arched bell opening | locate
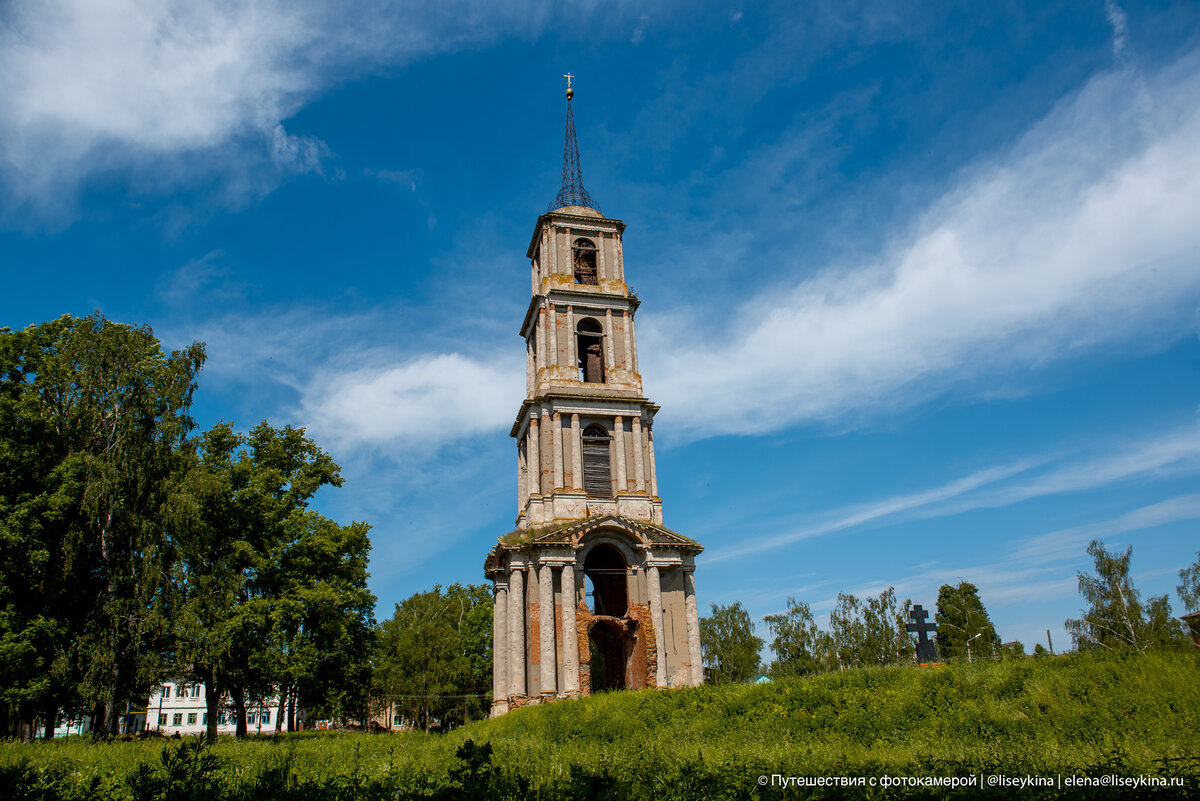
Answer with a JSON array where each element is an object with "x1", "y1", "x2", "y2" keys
[
  {"x1": 584, "y1": 543, "x2": 627, "y2": 617},
  {"x1": 572, "y1": 238, "x2": 598, "y2": 285},
  {"x1": 576, "y1": 317, "x2": 605, "y2": 384}
]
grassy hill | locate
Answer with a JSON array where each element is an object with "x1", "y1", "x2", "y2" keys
[{"x1": 3, "y1": 650, "x2": 1198, "y2": 799}]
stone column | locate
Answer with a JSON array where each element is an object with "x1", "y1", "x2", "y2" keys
[
  {"x1": 630, "y1": 315, "x2": 639, "y2": 375},
  {"x1": 527, "y1": 415, "x2": 540, "y2": 496},
  {"x1": 571, "y1": 414, "x2": 583, "y2": 490},
  {"x1": 517, "y1": 444, "x2": 526, "y2": 513},
  {"x1": 613, "y1": 415, "x2": 627, "y2": 493},
  {"x1": 549, "y1": 304, "x2": 558, "y2": 373},
  {"x1": 539, "y1": 562, "x2": 556, "y2": 696},
  {"x1": 493, "y1": 579, "x2": 508, "y2": 713},
  {"x1": 540, "y1": 409, "x2": 552, "y2": 495},
  {"x1": 598, "y1": 232, "x2": 608, "y2": 282},
  {"x1": 647, "y1": 425, "x2": 658, "y2": 496},
  {"x1": 567, "y1": 306, "x2": 576, "y2": 379},
  {"x1": 604, "y1": 309, "x2": 615, "y2": 378},
  {"x1": 526, "y1": 338, "x2": 534, "y2": 393},
  {"x1": 616, "y1": 234, "x2": 625, "y2": 282},
  {"x1": 622, "y1": 311, "x2": 633, "y2": 373},
  {"x1": 631, "y1": 416, "x2": 645, "y2": 492},
  {"x1": 538, "y1": 305, "x2": 548, "y2": 377},
  {"x1": 684, "y1": 569, "x2": 703, "y2": 686},
  {"x1": 647, "y1": 565, "x2": 666, "y2": 688},
  {"x1": 552, "y1": 412, "x2": 564, "y2": 490},
  {"x1": 508, "y1": 565, "x2": 526, "y2": 696},
  {"x1": 561, "y1": 564, "x2": 578, "y2": 693}
]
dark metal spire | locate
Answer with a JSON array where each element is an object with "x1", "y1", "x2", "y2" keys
[{"x1": 550, "y1": 74, "x2": 601, "y2": 214}]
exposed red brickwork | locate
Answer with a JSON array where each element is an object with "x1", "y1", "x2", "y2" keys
[
  {"x1": 576, "y1": 602, "x2": 594, "y2": 696},
  {"x1": 529, "y1": 601, "x2": 540, "y2": 665},
  {"x1": 627, "y1": 602, "x2": 653, "y2": 690}
]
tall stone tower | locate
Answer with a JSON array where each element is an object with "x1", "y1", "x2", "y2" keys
[{"x1": 485, "y1": 80, "x2": 703, "y2": 716}]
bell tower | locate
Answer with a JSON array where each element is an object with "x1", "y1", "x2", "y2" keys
[{"x1": 486, "y1": 80, "x2": 704, "y2": 715}]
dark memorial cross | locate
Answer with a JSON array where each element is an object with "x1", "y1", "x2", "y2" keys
[{"x1": 906, "y1": 604, "x2": 939, "y2": 663}]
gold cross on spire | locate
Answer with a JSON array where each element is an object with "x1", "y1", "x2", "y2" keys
[{"x1": 564, "y1": 72, "x2": 575, "y2": 99}]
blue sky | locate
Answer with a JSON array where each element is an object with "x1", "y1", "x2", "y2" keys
[{"x1": 2, "y1": 0, "x2": 1199, "y2": 653}]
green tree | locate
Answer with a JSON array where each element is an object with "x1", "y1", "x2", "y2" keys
[
  {"x1": 764, "y1": 598, "x2": 822, "y2": 677},
  {"x1": 264, "y1": 511, "x2": 375, "y2": 729},
  {"x1": 373, "y1": 584, "x2": 492, "y2": 732},
  {"x1": 1065, "y1": 539, "x2": 1183, "y2": 652},
  {"x1": 1178, "y1": 551, "x2": 1200, "y2": 613},
  {"x1": 0, "y1": 315, "x2": 203, "y2": 738},
  {"x1": 699, "y1": 602, "x2": 763, "y2": 684},
  {"x1": 822, "y1": 589, "x2": 914, "y2": 670},
  {"x1": 827, "y1": 593, "x2": 865, "y2": 670},
  {"x1": 862, "y1": 588, "x2": 914, "y2": 666},
  {"x1": 175, "y1": 420, "x2": 366, "y2": 739},
  {"x1": 935, "y1": 582, "x2": 1000, "y2": 661}
]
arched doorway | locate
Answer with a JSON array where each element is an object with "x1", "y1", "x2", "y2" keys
[{"x1": 588, "y1": 619, "x2": 627, "y2": 691}]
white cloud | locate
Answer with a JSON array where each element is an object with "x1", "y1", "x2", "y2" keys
[
  {"x1": 299, "y1": 353, "x2": 523, "y2": 451},
  {"x1": 0, "y1": 0, "x2": 589, "y2": 219},
  {"x1": 642, "y1": 53, "x2": 1200, "y2": 437}
]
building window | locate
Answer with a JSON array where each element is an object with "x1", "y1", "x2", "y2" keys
[
  {"x1": 172, "y1": 714, "x2": 182, "y2": 726},
  {"x1": 159, "y1": 714, "x2": 167, "y2": 726},
  {"x1": 192, "y1": 686, "x2": 201, "y2": 698},
  {"x1": 572, "y1": 238, "x2": 598, "y2": 285},
  {"x1": 576, "y1": 318, "x2": 605, "y2": 383},
  {"x1": 261, "y1": 711, "x2": 271, "y2": 724},
  {"x1": 202, "y1": 713, "x2": 208, "y2": 725},
  {"x1": 163, "y1": 685, "x2": 171, "y2": 699},
  {"x1": 187, "y1": 713, "x2": 197, "y2": 725},
  {"x1": 247, "y1": 712, "x2": 256, "y2": 724},
  {"x1": 582, "y1": 424, "x2": 613, "y2": 498}
]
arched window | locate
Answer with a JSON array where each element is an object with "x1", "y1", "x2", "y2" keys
[
  {"x1": 573, "y1": 238, "x2": 598, "y2": 285},
  {"x1": 584, "y1": 544, "x2": 627, "y2": 617},
  {"x1": 581, "y1": 424, "x2": 612, "y2": 498},
  {"x1": 576, "y1": 318, "x2": 605, "y2": 384}
]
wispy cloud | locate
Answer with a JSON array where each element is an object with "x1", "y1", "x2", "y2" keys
[
  {"x1": 710, "y1": 424, "x2": 1200, "y2": 563},
  {"x1": 1009, "y1": 493, "x2": 1200, "y2": 564},
  {"x1": 706, "y1": 459, "x2": 1044, "y2": 563},
  {"x1": 641, "y1": 52, "x2": 1200, "y2": 437}
]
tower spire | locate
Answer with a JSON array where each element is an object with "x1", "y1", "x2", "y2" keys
[{"x1": 551, "y1": 75, "x2": 601, "y2": 214}]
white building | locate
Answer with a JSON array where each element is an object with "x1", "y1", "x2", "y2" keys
[{"x1": 147, "y1": 681, "x2": 282, "y2": 736}]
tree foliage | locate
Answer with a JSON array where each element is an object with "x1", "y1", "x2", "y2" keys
[
  {"x1": 0, "y1": 314, "x2": 203, "y2": 737},
  {"x1": 699, "y1": 602, "x2": 763, "y2": 684},
  {"x1": 1065, "y1": 539, "x2": 1183, "y2": 652},
  {"x1": 373, "y1": 584, "x2": 492, "y2": 732},
  {"x1": 176, "y1": 421, "x2": 374, "y2": 739},
  {"x1": 935, "y1": 582, "x2": 1000, "y2": 660},
  {"x1": 0, "y1": 314, "x2": 375, "y2": 740},
  {"x1": 1178, "y1": 551, "x2": 1200, "y2": 613},
  {"x1": 763, "y1": 598, "x2": 824, "y2": 677}
]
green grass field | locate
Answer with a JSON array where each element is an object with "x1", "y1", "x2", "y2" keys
[{"x1": 3, "y1": 651, "x2": 1198, "y2": 799}]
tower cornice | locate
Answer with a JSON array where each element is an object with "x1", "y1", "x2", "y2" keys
[
  {"x1": 509, "y1": 393, "x2": 659, "y2": 438},
  {"x1": 526, "y1": 211, "x2": 625, "y2": 259},
  {"x1": 519, "y1": 290, "x2": 641, "y2": 339}
]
